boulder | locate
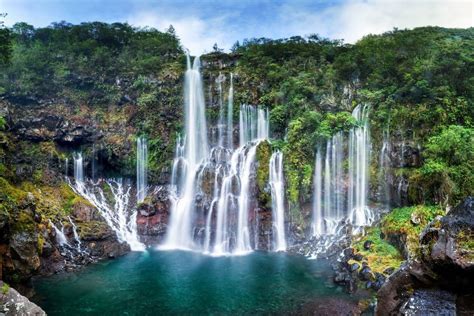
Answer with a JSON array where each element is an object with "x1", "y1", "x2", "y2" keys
[
  {"x1": 0, "y1": 281, "x2": 46, "y2": 316},
  {"x1": 376, "y1": 197, "x2": 474, "y2": 315}
]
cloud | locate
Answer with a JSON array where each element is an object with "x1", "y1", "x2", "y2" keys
[
  {"x1": 2, "y1": 0, "x2": 473, "y2": 53},
  {"x1": 127, "y1": 10, "x2": 236, "y2": 55},
  {"x1": 281, "y1": 0, "x2": 473, "y2": 43}
]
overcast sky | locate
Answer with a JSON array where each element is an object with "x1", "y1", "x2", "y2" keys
[{"x1": 1, "y1": 0, "x2": 473, "y2": 54}]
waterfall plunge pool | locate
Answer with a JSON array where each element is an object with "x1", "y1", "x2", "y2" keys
[{"x1": 32, "y1": 250, "x2": 360, "y2": 315}]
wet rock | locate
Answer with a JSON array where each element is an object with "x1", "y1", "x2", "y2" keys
[
  {"x1": 419, "y1": 196, "x2": 474, "y2": 289},
  {"x1": 350, "y1": 262, "x2": 360, "y2": 272},
  {"x1": 136, "y1": 187, "x2": 171, "y2": 245},
  {"x1": 383, "y1": 267, "x2": 395, "y2": 275},
  {"x1": 363, "y1": 240, "x2": 373, "y2": 250},
  {"x1": 377, "y1": 198, "x2": 474, "y2": 315},
  {"x1": 399, "y1": 289, "x2": 456, "y2": 316},
  {"x1": 358, "y1": 266, "x2": 374, "y2": 281},
  {"x1": 353, "y1": 253, "x2": 364, "y2": 261},
  {"x1": 343, "y1": 247, "x2": 355, "y2": 260}
]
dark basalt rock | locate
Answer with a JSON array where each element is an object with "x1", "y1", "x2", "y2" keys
[
  {"x1": 399, "y1": 289, "x2": 457, "y2": 316},
  {"x1": 12, "y1": 113, "x2": 101, "y2": 145},
  {"x1": 136, "y1": 187, "x2": 171, "y2": 245},
  {"x1": 363, "y1": 240, "x2": 373, "y2": 250},
  {"x1": 376, "y1": 197, "x2": 474, "y2": 315}
]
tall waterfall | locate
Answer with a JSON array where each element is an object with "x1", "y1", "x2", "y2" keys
[
  {"x1": 312, "y1": 133, "x2": 345, "y2": 236},
  {"x1": 227, "y1": 73, "x2": 234, "y2": 148},
  {"x1": 379, "y1": 129, "x2": 391, "y2": 207},
  {"x1": 348, "y1": 104, "x2": 373, "y2": 227},
  {"x1": 269, "y1": 151, "x2": 287, "y2": 251},
  {"x1": 164, "y1": 55, "x2": 209, "y2": 250},
  {"x1": 136, "y1": 136, "x2": 148, "y2": 203},
  {"x1": 311, "y1": 104, "x2": 373, "y2": 237},
  {"x1": 71, "y1": 153, "x2": 145, "y2": 251}
]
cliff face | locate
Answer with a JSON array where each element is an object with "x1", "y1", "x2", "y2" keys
[{"x1": 0, "y1": 24, "x2": 472, "y2": 295}]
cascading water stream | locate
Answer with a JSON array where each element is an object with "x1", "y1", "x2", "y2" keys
[
  {"x1": 49, "y1": 220, "x2": 69, "y2": 247},
  {"x1": 227, "y1": 73, "x2": 234, "y2": 148},
  {"x1": 348, "y1": 104, "x2": 373, "y2": 229},
  {"x1": 68, "y1": 216, "x2": 83, "y2": 252},
  {"x1": 71, "y1": 153, "x2": 145, "y2": 251},
  {"x1": 164, "y1": 55, "x2": 209, "y2": 250},
  {"x1": 163, "y1": 56, "x2": 272, "y2": 255},
  {"x1": 269, "y1": 151, "x2": 287, "y2": 251},
  {"x1": 136, "y1": 136, "x2": 148, "y2": 203},
  {"x1": 311, "y1": 104, "x2": 373, "y2": 241}
]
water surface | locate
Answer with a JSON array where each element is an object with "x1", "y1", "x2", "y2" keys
[{"x1": 33, "y1": 250, "x2": 352, "y2": 315}]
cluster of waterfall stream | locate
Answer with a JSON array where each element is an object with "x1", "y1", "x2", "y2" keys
[{"x1": 54, "y1": 54, "x2": 377, "y2": 259}]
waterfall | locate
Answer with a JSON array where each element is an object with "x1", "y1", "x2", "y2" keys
[
  {"x1": 136, "y1": 136, "x2": 148, "y2": 203},
  {"x1": 269, "y1": 151, "x2": 287, "y2": 251},
  {"x1": 312, "y1": 133, "x2": 345, "y2": 236},
  {"x1": 68, "y1": 216, "x2": 82, "y2": 252},
  {"x1": 312, "y1": 150, "x2": 323, "y2": 236},
  {"x1": 379, "y1": 129, "x2": 391, "y2": 207},
  {"x1": 73, "y1": 152, "x2": 84, "y2": 184},
  {"x1": 163, "y1": 56, "x2": 271, "y2": 255},
  {"x1": 348, "y1": 104, "x2": 373, "y2": 228},
  {"x1": 239, "y1": 105, "x2": 269, "y2": 147},
  {"x1": 50, "y1": 220, "x2": 69, "y2": 246},
  {"x1": 311, "y1": 104, "x2": 373, "y2": 239},
  {"x1": 217, "y1": 73, "x2": 225, "y2": 148},
  {"x1": 164, "y1": 55, "x2": 209, "y2": 250},
  {"x1": 227, "y1": 73, "x2": 234, "y2": 148},
  {"x1": 71, "y1": 153, "x2": 145, "y2": 251}
]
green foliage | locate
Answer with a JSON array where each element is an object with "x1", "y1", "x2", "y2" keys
[
  {"x1": 0, "y1": 13, "x2": 12, "y2": 65},
  {"x1": 0, "y1": 116, "x2": 6, "y2": 130},
  {"x1": 417, "y1": 126, "x2": 474, "y2": 204},
  {"x1": 256, "y1": 141, "x2": 271, "y2": 206},
  {"x1": 382, "y1": 205, "x2": 444, "y2": 258},
  {"x1": 2, "y1": 22, "x2": 183, "y2": 103},
  {"x1": 1, "y1": 282, "x2": 9, "y2": 295}
]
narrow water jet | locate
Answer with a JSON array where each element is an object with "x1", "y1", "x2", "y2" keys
[
  {"x1": 269, "y1": 151, "x2": 287, "y2": 251},
  {"x1": 136, "y1": 136, "x2": 148, "y2": 203}
]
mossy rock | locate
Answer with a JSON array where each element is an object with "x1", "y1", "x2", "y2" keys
[
  {"x1": 381, "y1": 205, "x2": 444, "y2": 259},
  {"x1": 256, "y1": 141, "x2": 271, "y2": 207},
  {"x1": 352, "y1": 227, "x2": 404, "y2": 274}
]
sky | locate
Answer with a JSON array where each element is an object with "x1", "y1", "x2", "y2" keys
[{"x1": 1, "y1": 0, "x2": 473, "y2": 54}]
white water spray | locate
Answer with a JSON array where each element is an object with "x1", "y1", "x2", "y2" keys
[
  {"x1": 269, "y1": 151, "x2": 287, "y2": 251},
  {"x1": 164, "y1": 55, "x2": 209, "y2": 250},
  {"x1": 137, "y1": 136, "x2": 148, "y2": 203}
]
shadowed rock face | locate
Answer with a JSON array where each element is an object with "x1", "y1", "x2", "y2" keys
[{"x1": 376, "y1": 197, "x2": 474, "y2": 316}]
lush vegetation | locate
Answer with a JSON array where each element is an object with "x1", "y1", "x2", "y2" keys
[
  {"x1": 229, "y1": 27, "x2": 473, "y2": 211},
  {"x1": 0, "y1": 22, "x2": 472, "y2": 218}
]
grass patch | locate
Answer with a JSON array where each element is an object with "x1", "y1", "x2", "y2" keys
[
  {"x1": 382, "y1": 205, "x2": 444, "y2": 258},
  {"x1": 352, "y1": 227, "x2": 404, "y2": 274}
]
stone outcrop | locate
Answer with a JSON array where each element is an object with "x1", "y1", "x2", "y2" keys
[
  {"x1": 136, "y1": 187, "x2": 171, "y2": 245},
  {"x1": 376, "y1": 197, "x2": 474, "y2": 315},
  {"x1": 0, "y1": 281, "x2": 46, "y2": 316}
]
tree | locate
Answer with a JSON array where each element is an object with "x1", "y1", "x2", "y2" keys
[
  {"x1": 212, "y1": 43, "x2": 223, "y2": 53},
  {"x1": 0, "y1": 13, "x2": 12, "y2": 65}
]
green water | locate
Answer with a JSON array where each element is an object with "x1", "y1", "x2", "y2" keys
[{"x1": 33, "y1": 250, "x2": 352, "y2": 315}]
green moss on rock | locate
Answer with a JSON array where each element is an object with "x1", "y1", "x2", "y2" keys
[{"x1": 256, "y1": 141, "x2": 271, "y2": 206}]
